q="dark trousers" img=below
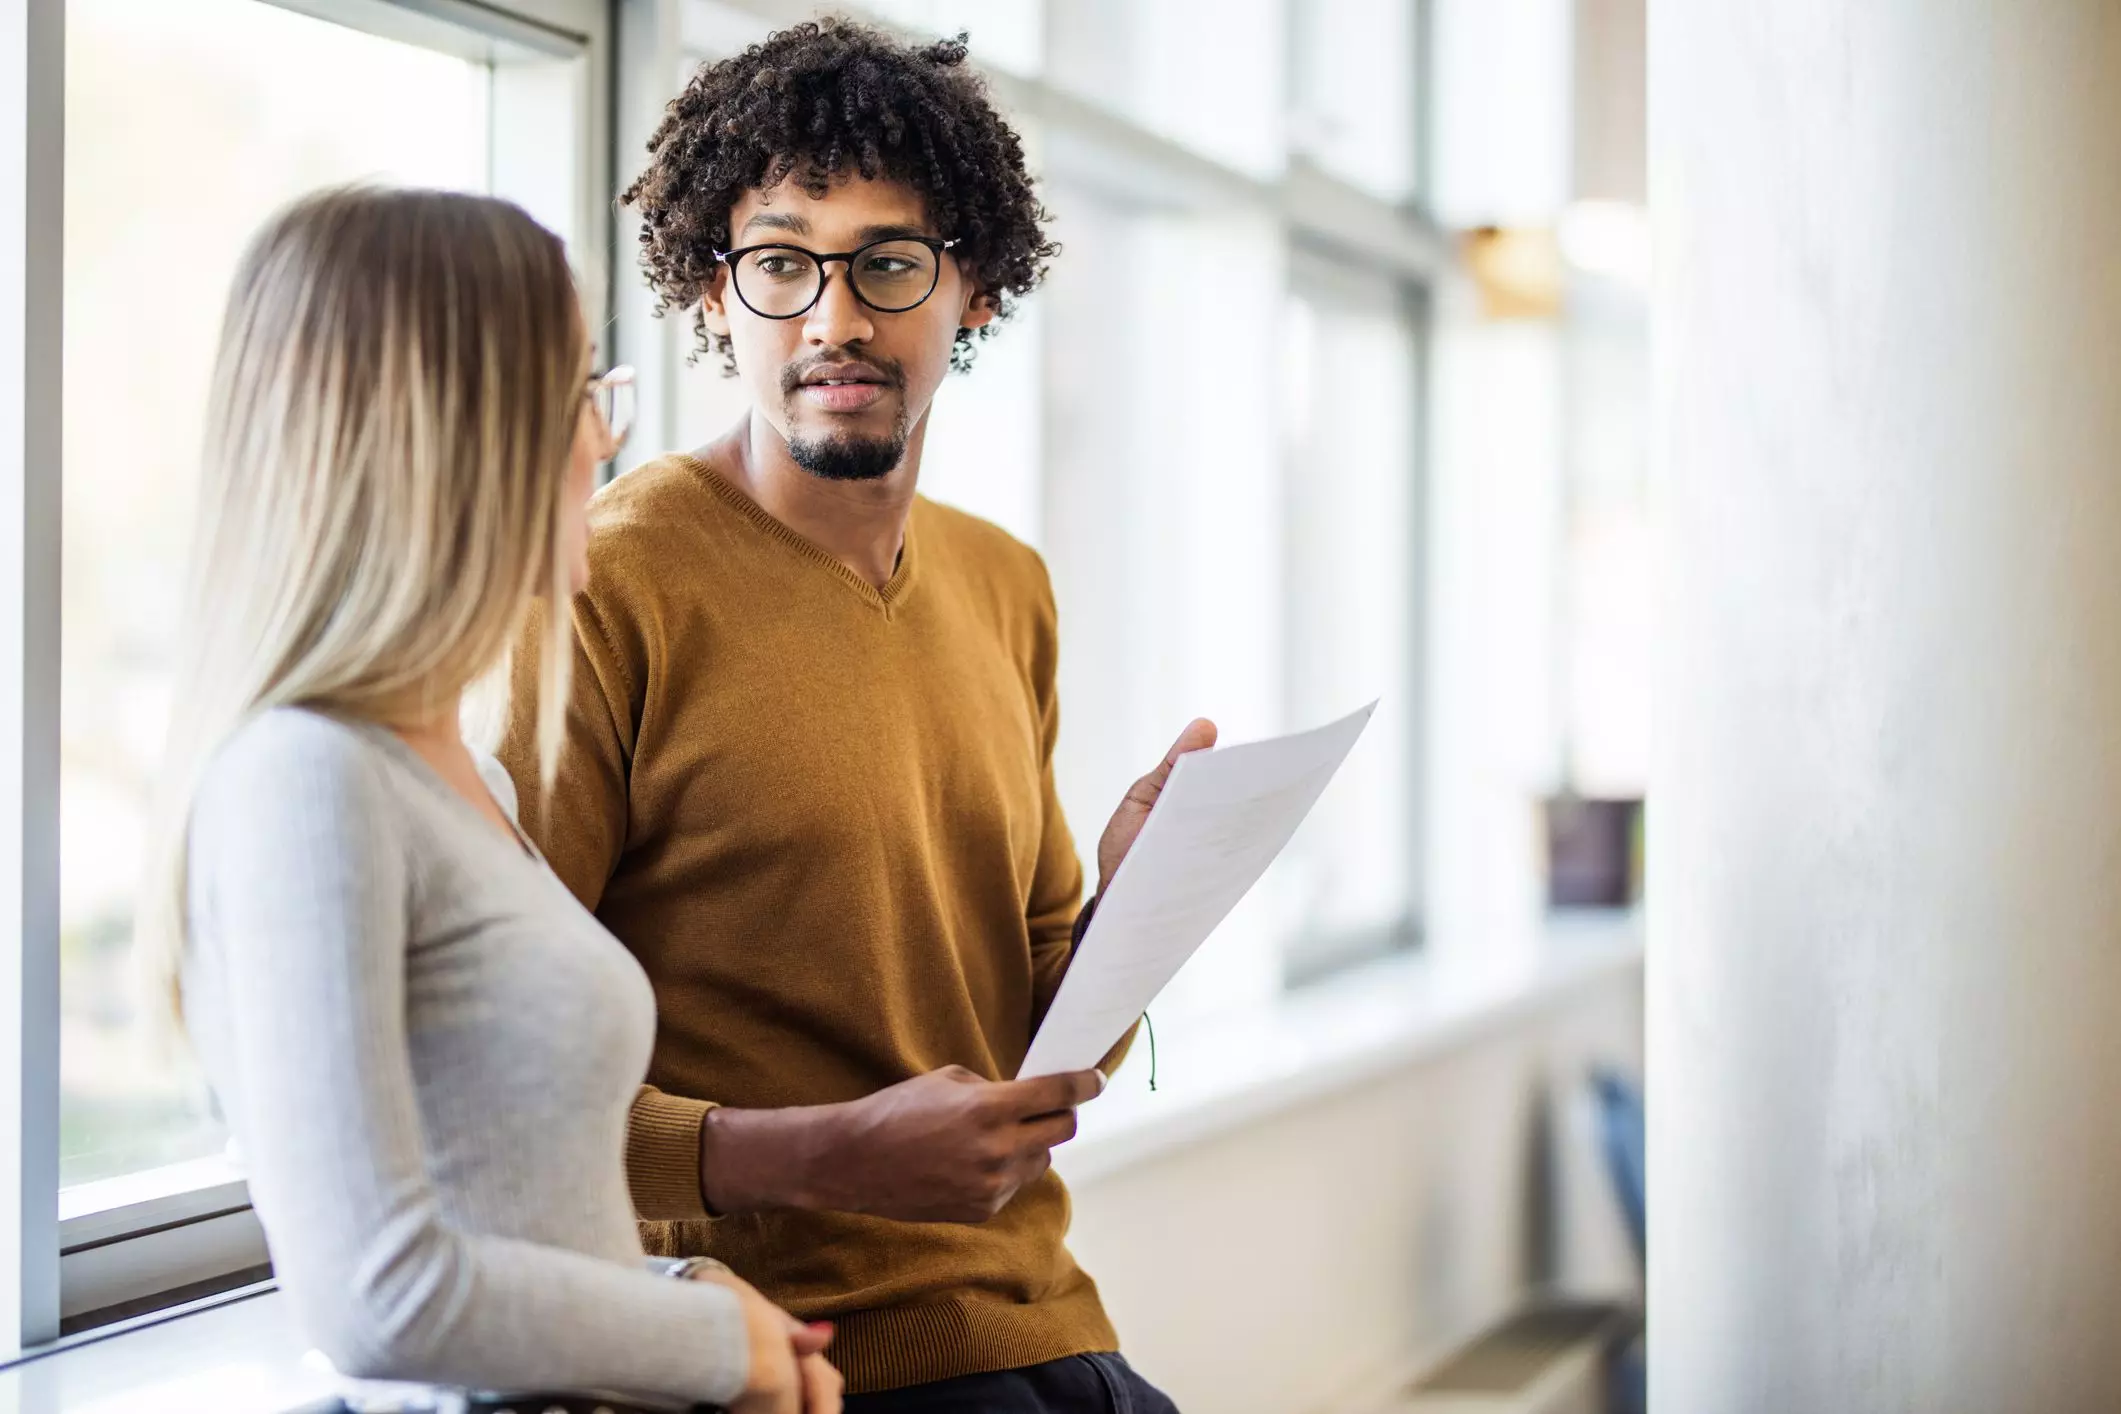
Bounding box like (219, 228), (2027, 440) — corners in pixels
(844, 1353), (1180, 1414)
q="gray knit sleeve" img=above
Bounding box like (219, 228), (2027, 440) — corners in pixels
(183, 716), (751, 1404)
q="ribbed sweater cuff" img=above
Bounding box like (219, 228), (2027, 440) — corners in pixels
(627, 1088), (717, 1221)
(1071, 893), (1100, 949)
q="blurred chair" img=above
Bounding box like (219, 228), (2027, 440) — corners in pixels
(1588, 1067), (1645, 1265)
(1588, 1066), (1646, 1414)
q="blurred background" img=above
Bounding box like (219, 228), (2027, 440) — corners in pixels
(55, 0), (1649, 1405)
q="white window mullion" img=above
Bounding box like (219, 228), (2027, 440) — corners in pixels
(1, 0), (67, 1359)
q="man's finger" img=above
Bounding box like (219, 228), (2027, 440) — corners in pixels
(1021, 1107), (1080, 1150)
(1014, 1145), (1054, 1189)
(1126, 718), (1220, 807)
(992, 1068), (1104, 1118)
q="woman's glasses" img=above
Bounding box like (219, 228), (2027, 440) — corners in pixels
(587, 364), (637, 450)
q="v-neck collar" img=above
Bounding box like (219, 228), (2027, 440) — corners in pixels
(681, 454), (920, 617)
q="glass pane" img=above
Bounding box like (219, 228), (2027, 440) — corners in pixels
(1279, 264), (1419, 956)
(1561, 283), (1650, 797)
(1045, 0), (1286, 178)
(60, 0), (490, 1195)
(1038, 186), (1292, 1021)
(1292, 0), (1419, 200)
(860, 0), (1045, 78)
(916, 296), (1044, 548)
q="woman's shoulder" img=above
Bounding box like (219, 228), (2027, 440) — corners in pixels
(192, 708), (399, 838)
(184, 709), (417, 943)
(205, 705), (379, 782)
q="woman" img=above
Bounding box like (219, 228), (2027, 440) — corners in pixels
(144, 186), (841, 1414)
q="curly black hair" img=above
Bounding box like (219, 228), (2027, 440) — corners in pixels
(621, 19), (1057, 375)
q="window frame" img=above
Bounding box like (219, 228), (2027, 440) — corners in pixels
(2, 0), (614, 1354)
(3, 0), (67, 1363)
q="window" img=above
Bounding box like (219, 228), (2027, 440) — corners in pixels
(1560, 280), (1649, 800)
(912, 296), (1046, 547)
(1045, 0), (1288, 178)
(60, 0), (492, 1202)
(861, 0), (1044, 77)
(1278, 252), (1424, 981)
(1291, 0), (1424, 200)
(1037, 186), (1305, 1022)
(0, 0), (609, 1346)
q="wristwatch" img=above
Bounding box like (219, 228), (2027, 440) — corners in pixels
(658, 1255), (734, 1281)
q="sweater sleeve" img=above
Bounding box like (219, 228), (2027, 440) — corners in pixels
(1024, 560), (1088, 1029)
(1023, 561), (1139, 1077)
(497, 589), (721, 1222)
(184, 721), (749, 1404)
(498, 594), (634, 914)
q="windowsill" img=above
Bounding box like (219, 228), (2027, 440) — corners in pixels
(1056, 909), (1645, 1186)
(61, 1155), (248, 1243)
(0, 1283), (334, 1414)
(4, 913), (1644, 1412)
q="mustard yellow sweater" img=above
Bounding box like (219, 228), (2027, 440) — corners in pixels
(497, 453), (1121, 1394)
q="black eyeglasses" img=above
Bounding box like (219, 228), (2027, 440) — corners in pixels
(713, 236), (959, 320)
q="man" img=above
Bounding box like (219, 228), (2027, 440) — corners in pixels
(497, 19), (1213, 1413)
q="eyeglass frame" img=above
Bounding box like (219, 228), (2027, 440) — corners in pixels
(711, 236), (962, 320)
(585, 364), (637, 451)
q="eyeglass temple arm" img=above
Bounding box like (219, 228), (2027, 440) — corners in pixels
(711, 237), (960, 261)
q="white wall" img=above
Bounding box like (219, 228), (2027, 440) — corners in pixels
(1651, 3), (2121, 1409)
(1064, 963), (1643, 1414)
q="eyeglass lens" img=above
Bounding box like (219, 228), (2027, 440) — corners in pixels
(595, 376), (635, 447)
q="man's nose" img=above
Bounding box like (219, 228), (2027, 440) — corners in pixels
(804, 260), (876, 347)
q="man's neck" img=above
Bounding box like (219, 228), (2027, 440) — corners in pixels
(710, 411), (928, 589)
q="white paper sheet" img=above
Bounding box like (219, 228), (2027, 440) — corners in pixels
(1018, 701), (1378, 1080)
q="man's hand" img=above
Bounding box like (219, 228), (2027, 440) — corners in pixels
(693, 1266), (843, 1414)
(1095, 719), (1218, 892)
(700, 1066), (1105, 1223)
(821, 1066), (1103, 1222)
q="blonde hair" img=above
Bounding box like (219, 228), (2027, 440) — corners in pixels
(144, 186), (584, 1018)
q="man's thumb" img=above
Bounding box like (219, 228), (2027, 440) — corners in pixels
(1164, 718), (1219, 765)
(1127, 719), (1222, 809)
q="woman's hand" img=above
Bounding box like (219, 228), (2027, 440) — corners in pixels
(691, 1266), (844, 1414)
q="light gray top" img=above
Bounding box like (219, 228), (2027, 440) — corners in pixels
(181, 708), (748, 1405)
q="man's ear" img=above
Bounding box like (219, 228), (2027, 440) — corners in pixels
(959, 286), (1000, 332)
(699, 268), (733, 338)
